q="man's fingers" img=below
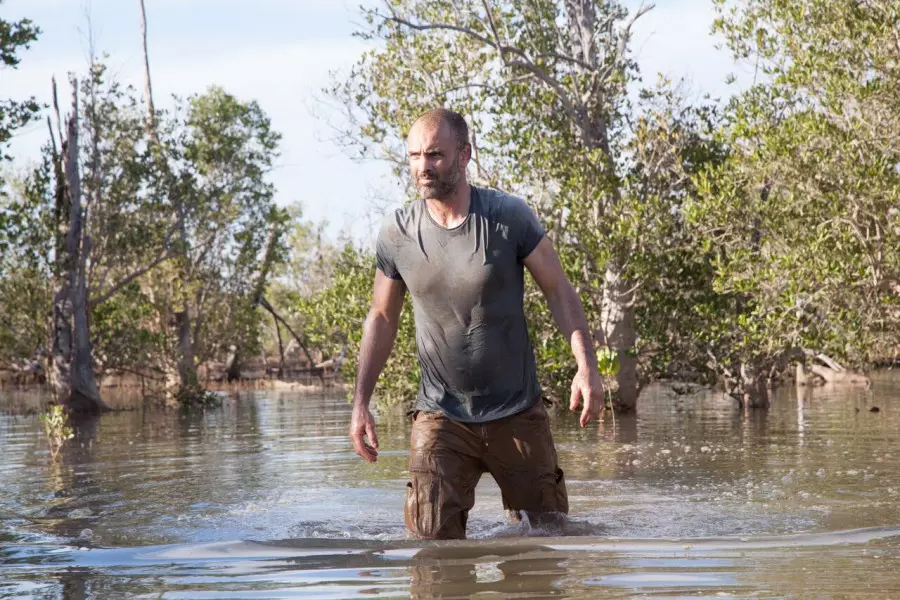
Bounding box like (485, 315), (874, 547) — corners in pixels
(350, 428), (376, 462)
(580, 391), (603, 428)
(350, 429), (366, 457)
(569, 384), (581, 411)
(366, 422), (379, 450)
(580, 402), (592, 428)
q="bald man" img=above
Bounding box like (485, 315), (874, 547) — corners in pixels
(349, 108), (604, 540)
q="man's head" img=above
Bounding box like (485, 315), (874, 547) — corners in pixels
(407, 108), (471, 200)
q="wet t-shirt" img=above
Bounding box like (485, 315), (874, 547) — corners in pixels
(375, 185), (545, 423)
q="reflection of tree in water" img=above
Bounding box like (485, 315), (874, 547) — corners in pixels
(407, 545), (568, 599)
(39, 414), (103, 541)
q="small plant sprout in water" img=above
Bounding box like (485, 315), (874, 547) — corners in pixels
(596, 347), (620, 428)
(39, 404), (74, 460)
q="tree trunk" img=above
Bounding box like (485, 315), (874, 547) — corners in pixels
(139, 0), (197, 397)
(274, 313), (285, 376)
(557, 2), (643, 412)
(599, 266), (639, 411)
(740, 361), (769, 409)
(796, 362), (807, 386)
(227, 225), (282, 382)
(65, 84), (106, 413)
(257, 296), (316, 368)
(48, 79), (108, 413)
(225, 345), (240, 382)
(175, 309), (197, 388)
(49, 289), (73, 403)
(138, 0), (155, 131)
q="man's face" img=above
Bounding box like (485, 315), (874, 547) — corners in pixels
(407, 121), (464, 200)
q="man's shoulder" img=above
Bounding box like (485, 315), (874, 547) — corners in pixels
(474, 186), (542, 231)
(379, 200), (422, 228)
(475, 185), (532, 216)
(377, 201), (422, 246)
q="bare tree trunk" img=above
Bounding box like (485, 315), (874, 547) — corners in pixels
(598, 267), (639, 411)
(49, 288), (73, 403)
(48, 98), (72, 403)
(558, 0), (642, 413)
(48, 79), (108, 413)
(138, 0), (155, 127)
(796, 362), (807, 386)
(65, 83), (106, 413)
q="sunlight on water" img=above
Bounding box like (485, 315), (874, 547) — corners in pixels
(2, 374), (900, 598)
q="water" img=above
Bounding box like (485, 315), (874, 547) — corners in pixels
(1, 375), (899, 598)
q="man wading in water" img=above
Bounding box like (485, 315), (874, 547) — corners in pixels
(349, 108), (604, 540)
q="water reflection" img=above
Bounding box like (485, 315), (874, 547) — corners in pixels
(1, 375), (900, 598)
(407, 544), (565, 599)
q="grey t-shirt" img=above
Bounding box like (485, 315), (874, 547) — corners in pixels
(375, 185), (545, 423)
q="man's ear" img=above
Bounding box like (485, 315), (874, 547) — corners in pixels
(459, 143), (472, 169)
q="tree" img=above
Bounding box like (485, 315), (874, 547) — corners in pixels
(46, 77), (109, 413)
(327, 0), (732, 411)
(684, 0), (900, 404)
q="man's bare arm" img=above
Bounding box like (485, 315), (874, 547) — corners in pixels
(350, 270), (407, 462)
(524, 237), (604, 427)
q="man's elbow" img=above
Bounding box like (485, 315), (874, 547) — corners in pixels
(365, 307), (399, 333)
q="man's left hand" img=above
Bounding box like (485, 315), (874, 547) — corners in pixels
(569, 368), (605, 427)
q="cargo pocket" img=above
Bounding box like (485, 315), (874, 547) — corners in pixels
(404, 475), (441, 539)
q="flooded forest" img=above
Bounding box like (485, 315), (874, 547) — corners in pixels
(1, 0), (899, 598)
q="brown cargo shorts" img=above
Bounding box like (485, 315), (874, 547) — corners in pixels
(404, 399), (568, 540)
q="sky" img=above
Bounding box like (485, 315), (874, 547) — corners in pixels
(2, 0), (749, 242)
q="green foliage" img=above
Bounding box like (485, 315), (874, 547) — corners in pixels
(166, 86), (285, 366)
(0, 164), (55, 363)
(1, 58), (288, 398)
(688, 0), (900, 374)
(0, 4), (40, 162)
(39, 405), (73, 460)
(291, 243), (419, 405)
(327, 2), (731, 405)
(91, 282), (165, 371)
(596, 347), (621, 377)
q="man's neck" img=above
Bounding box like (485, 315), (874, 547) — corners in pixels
(425, 183), (471, 228)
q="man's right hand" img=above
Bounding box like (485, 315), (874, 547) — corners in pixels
(350, 401), (379, 463)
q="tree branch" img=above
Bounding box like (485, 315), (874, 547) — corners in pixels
(616, 3), (654, 66)
(376, 7), (584, 126)
(90, 249), (172, 307)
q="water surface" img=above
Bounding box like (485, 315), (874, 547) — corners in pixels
(2, 376), (899, 598)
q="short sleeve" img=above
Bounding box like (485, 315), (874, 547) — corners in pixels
(375, 214), (404, 280)
(507, 195), (546, 260)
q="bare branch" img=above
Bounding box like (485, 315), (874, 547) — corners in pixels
(138, 0), (157, 138)
(616, 3), (654, 65)
(375, 8), (584, 125)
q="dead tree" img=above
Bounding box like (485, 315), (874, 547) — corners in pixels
(47, 78), (109, 414)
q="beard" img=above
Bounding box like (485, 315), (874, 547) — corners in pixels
(416, 154), (461, 200)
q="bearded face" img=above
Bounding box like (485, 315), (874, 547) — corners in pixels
(407, 121), (467, 201)
(414, 151), (461, 199)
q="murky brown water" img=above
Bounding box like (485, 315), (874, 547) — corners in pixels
(2, 375), (899, 598)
